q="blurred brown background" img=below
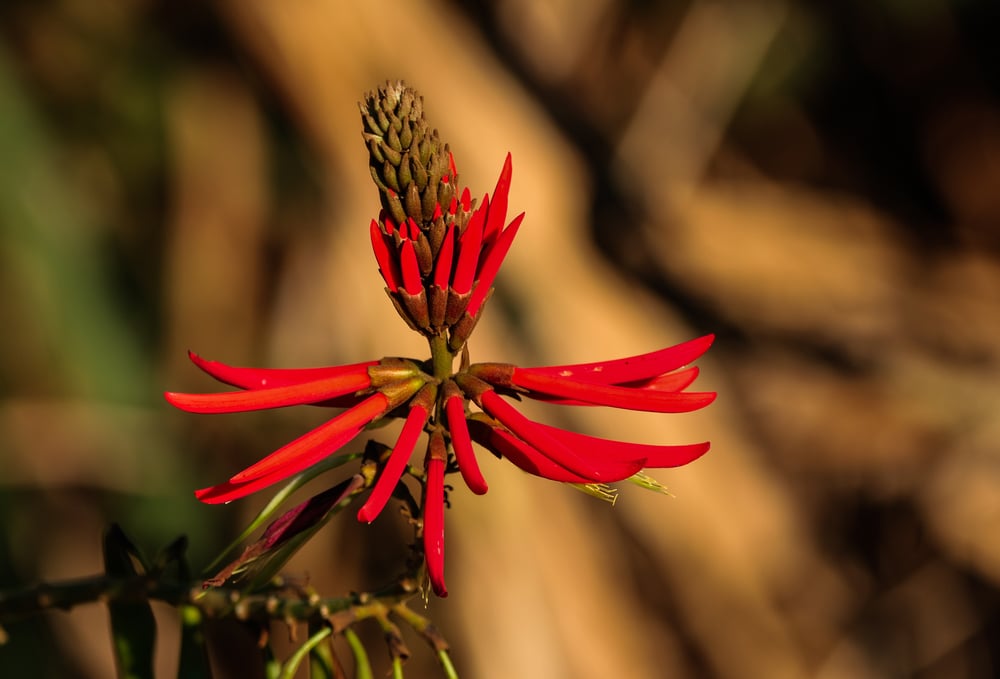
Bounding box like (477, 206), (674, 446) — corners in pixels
(3, 0), (1000, 677)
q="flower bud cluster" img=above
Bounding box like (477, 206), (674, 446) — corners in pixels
(363, 82), (523, 352)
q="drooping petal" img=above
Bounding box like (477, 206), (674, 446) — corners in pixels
(424, 433), (448, 598)
(509, 369), (716, 413)
(478, 390), (644, 482)
(165, 369), (372, 414)
(229, 393), (389, 484)
(444, 395), (487, 494)
(195, 395), (386, 504)
(356, 402), (429, 523)
(186, 352), (378, 391)
(531, 421), (710, 468)
(523, 335), (715, 384)
(467, 419), (594, 483)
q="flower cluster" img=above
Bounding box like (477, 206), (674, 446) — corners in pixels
(167, 82), (715, 598)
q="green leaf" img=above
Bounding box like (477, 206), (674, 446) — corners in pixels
(202, 453), (362, 576)
(102, 525), (156, 679)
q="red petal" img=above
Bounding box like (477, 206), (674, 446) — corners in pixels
(228, 393), (389, 483)
(400, 239), (423, 295)
(483, 153), (512, 246)
(357, 404), (429, 523)
(164, 370), (372, 414)
(531, 367), (703, 405)
(187, 352), (377, 391)
(533, 422), (710, 468)
(370, 220), (400, 292)
(433, 222), (456, 289)
(510, 369), (715, 413)
(452, 198), (486, 294)
(628, 366), (701, 392)
(479, 390), (643, 482)
(424, 454), (448, 597)
(467, 420), (593, 483)
(466, 212), (524, 317)
(194, 398), (386, 504)
(445, 396), (487, 494)
(525, 335), (714, 384)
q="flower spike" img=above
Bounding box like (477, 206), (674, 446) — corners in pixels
(167, 82), (716, 602)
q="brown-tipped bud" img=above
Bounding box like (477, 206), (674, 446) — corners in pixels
(413, 230), (434, 276)
(428, 284), (448, 328)
(448, 310), (480, 353)
(466, 362), (516, 388)
(444, 289), (471, 327)
(362, 81), (453, 234)
(398, 289), (432, 331)
(386, 291), (422, 333)
(369, 358), (423, 387)
(379, 376), (427, 409)
(453, 373), (494, 405)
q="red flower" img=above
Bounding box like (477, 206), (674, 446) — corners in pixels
(170, 82), (716, 599)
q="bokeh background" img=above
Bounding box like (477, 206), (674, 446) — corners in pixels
(3, 0), (1000, 677)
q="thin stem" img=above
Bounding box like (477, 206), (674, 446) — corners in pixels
(0, 573), (415, 627)
(428, 334), (454, 381)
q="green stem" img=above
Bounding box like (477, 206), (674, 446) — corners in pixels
(428, 334), (454, 381)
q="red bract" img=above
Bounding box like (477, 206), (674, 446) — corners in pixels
(169, 111), (715, 600)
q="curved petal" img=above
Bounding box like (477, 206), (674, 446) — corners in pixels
(479, 390), (644, 482)
(186, 352), (377, 391)
(424, 438), (448, 598)
(445, 395), (487, 494)
(356, 403), (429, 523)
(229, 393), (389, 484)
(165, 370), (372, 414)
(523, 335), (714, 384)
(467, 420), (594, 483)
(510, 369), (716, 413)
(533, 422), (710, 468)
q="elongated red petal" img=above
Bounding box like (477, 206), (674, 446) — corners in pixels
(433, 222), (456, 289)
(444, 395), (487, 494)
(529, 367), (703, 406)
(479, 390), (643, 482)
(227, 393), (389, 484)
(186, 352), (377, 391)
(483, 153), (512, 246)
(424, 447), (448, 597)
(165, 370), (372, 414)
(370, 220), (400, 291)
(628, 366), (701, 392)
(194, 395), (387, 504)
(510, 369), (716, 413)
(532, 421), (710, 468)
(467, 420), (593, 483)
(466, 212), (524, 317)
(400, 239), (423, 295)
(525, 335), (714, 384)
(356, 403), (429, 523)
(451, 199), (486, 294)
